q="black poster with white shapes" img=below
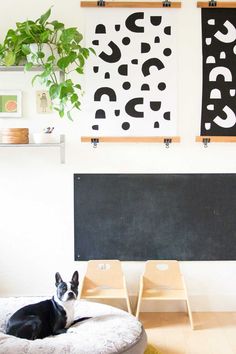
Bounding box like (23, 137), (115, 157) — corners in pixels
(82, 9), (178, 136)
(201, 9), (236, 136)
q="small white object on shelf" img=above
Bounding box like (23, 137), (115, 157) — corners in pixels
(32, 133), (60, 144)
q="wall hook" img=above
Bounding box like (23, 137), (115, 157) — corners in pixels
(208, 0), (217, 6)
(203, 138), (210, 148)
(164, 138), (172, 148)
(91, 138), (99, 148)
(163, 0), (172, 6)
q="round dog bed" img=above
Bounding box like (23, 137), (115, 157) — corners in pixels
(0, 297), (147, 354)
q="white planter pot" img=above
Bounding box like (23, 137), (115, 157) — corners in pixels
(32, 133), (60, 144)
(27, 44), (59, 65)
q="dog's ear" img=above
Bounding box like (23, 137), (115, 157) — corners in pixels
(55, 272), (63, 286)
(71, 271), (79, 286)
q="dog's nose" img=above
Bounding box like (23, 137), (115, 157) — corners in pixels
(68, 291), (75, 299)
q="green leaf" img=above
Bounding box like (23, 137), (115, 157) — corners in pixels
(4, 51), (15, 66)
(74, 32), (83, 44)
(21, 44), (31, 55)
(37, 51), (45, 59)
(49, 83), (60, 99)
(24, 62), (33, 71)
(59, 110), (64, 118)
(76, 67), (83, 74)
(51, 21), (64, 31)
(47, 55), (55, 63)
(32, 74), (41, 86)
(24, 21), (32, 37)
(57, 56), (71, 70)
(81, 48), (90, 59)
(60, 28), (77, 43)
(71, 93), (78, 104)
(39, 8), (51, 25)
(75, 84), (81, 90)
(46, 79), (52, 87)
(77, 54), (85, 67)
(89, 47), (96, 55)
(67, 111), (73, 121)
(39, 31), (50, 43)
(74, 101), (81, 110)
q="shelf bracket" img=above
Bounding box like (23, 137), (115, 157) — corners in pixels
(60, 135), (66, 163)
(164, 138), (172, 148)
(91, 138), (99, 148)
(203, 138), (210, 148)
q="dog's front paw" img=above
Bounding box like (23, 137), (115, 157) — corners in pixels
(67, 326), (78, 334)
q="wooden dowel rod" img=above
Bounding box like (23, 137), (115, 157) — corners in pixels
(81, 1), (181, 7)
(81, 136), (181, 143)
(197, 2), (236, 8)
(196, 136), (236, 142)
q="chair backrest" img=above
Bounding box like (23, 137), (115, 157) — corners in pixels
(143, 260), (183, 290)
(83, 260), (125, 289)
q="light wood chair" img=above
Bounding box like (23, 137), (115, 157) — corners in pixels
(135, 260), (194, 329)
(79, 260), (132, 314)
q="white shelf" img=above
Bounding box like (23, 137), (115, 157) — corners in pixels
(0, 65), (65, 81)
(0, 134), (65, 164)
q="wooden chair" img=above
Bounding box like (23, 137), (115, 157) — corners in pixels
(135, 260), (194, 329)
(79, 260), (132, 313)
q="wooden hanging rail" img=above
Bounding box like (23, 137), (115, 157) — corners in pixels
(197, 2), (236, 8)
(196, 136), (236, 142)
(81, 1), (181, 7)
(81, 136), (181, 143)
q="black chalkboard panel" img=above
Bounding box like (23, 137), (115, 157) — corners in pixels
(74, 174), (236, 261)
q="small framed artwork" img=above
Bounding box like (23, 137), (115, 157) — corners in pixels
(36, 90), (52, 114)
(0, 90), (22, 118)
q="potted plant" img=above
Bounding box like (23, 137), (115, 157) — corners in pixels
(0, 8), (95, 119)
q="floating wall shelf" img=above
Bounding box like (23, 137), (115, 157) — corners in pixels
(81, 136), (181, 148)
(0, 66), (65, 81)
(0, 134), (65, 164)
(81, 1), (182, 7)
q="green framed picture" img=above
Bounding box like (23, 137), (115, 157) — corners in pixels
(0, 91), (22, 118)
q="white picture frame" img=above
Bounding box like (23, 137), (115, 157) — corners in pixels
(0, 90), (22, 118)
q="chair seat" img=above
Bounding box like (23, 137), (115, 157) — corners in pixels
(81, 288), (128, 299)
(142, 289), (186, 300)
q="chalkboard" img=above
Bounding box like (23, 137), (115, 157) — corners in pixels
(74, 174), (236, 261)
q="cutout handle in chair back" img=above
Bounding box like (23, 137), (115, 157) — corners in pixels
(143, 260), (184, 290)
(85, 260), (124, 289)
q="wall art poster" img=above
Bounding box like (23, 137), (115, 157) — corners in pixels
(201, 9), (236, 136)
(82, 9), (178, 136)
(0, 91), (22, 118)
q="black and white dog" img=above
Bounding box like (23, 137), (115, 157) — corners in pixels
(6, 271), (89, 340)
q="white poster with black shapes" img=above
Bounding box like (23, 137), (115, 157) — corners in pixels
(82, 9), (178, 137)
(201, 9), (236, 136)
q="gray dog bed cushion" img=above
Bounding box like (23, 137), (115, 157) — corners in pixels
(0, 297), (147, 354)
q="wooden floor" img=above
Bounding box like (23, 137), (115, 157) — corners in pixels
(140, 312), (236, 354)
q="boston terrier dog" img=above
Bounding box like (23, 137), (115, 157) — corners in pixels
(6, 271), (89, 340)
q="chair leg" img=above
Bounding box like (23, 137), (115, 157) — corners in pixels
(126, 296), (132, 314)
(135, 291), (142, 318)
(186, 298), (194, 330)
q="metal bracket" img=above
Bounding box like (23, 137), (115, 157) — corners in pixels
(208, 0), (217, 6)
(97, 0), (105, 6)
(91, 138), (99, 148)
(163, 0), (172, 7)
(203, 138), (210, 148)
(60, 134), (66, 163)
(164, 138), (172, 148)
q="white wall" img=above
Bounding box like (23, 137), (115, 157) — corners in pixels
(0, 0), (236, 312)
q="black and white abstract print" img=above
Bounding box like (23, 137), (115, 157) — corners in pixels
(83, 9), (178, 136)
(201, 9), (236, 136)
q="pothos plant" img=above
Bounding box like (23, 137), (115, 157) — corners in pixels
(0, 8), (95, 119)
